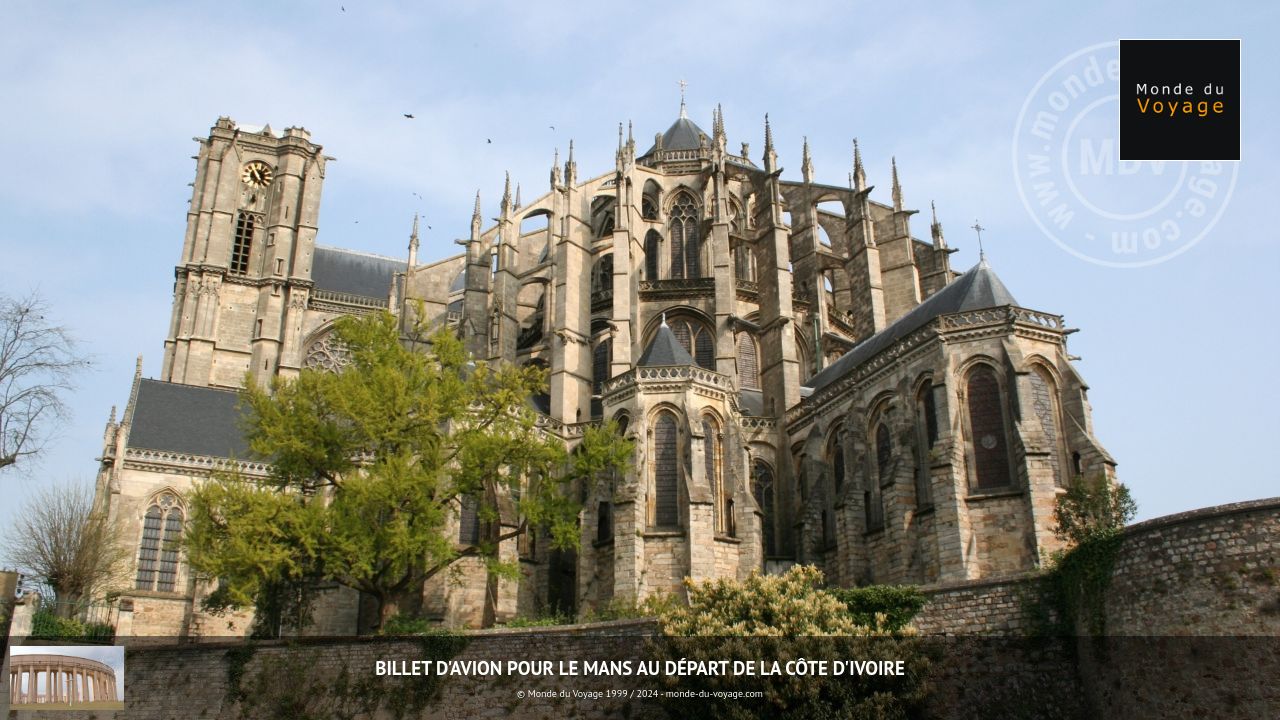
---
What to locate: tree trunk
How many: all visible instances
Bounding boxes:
[377,587,425,631]
[53,590,81,619]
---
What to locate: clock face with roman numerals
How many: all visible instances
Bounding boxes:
[241,161,274,188]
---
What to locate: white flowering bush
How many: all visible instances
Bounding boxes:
[649,566,931,719]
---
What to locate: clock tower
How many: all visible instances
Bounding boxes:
[161,117,328,389]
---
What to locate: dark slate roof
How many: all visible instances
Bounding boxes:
[642,116,710,156]
[805,261,1019,393]
[312,246,402,299]
[638,322,697,366]
[127,379,250,458]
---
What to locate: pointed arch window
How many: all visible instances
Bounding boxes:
[591,254,614,298]
[458,493,480,545]
[668,317,714,370]
[644,230,661,282]
[865,424,889,531]
[135,493,183,592]
[737,333,760,389]
[591,339,611,419]
[1029,367,1067,488]
[651,412,681,528]
[915,381,938,508]
[703,417,730,536]
[830,434,845,496]
[592,340,612,393]
[966,365,1013,490]
[230,213,256,275]
[825,437,843,549]
[669,192,701,278]
[753,459,776,558]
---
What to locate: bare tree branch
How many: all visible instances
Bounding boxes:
[0,292,93,472]
[1,480,130,612]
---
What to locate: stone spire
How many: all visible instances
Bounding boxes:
[565,139,577,186]
[514,183,522,210]
[763,114,778,172]
[852,138,867,192]
[551,147,562,188]
[471,190,482,238]
[408,213,420,267]
[501,172,512,215]
[891,156,904,211]
[678,79,688,119]
[930,201,946,248]
[801,136,814,184]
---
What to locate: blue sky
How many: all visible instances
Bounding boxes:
[0,1,1276,544]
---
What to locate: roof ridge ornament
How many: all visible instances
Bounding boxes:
[971,220,986,261]
[678,79,688,119]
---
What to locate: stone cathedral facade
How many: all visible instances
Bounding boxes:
[93,106,1115,635]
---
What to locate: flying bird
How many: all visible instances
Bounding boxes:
[487,138,492,144]
[404,113,415,119]
[340,5,345,11]
[549,125,555,131]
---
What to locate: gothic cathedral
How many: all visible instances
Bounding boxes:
[94,105,1115,635]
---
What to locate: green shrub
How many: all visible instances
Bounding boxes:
[649,566,931,720]
[828,585,927,633]
[30,609,115,642]
[502,613,573,628]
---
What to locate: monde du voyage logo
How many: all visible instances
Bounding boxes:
[1014,40,1240,268]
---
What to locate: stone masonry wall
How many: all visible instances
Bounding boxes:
[11,619,662,720]
[9,499,1277,719]
[1102,497,1280,635]
[913,573,1043,635]
[1077,498,1280,720]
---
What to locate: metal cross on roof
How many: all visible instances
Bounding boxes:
[971,220,986,260]
[678,79,688,118]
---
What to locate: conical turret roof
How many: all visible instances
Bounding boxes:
[638,317,697,366]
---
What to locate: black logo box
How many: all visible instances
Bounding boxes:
[1119,39,1240,161]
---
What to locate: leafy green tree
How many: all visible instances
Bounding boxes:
[185,312,631,631]
[827,585,928,634]
[1052,474,1137,545]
